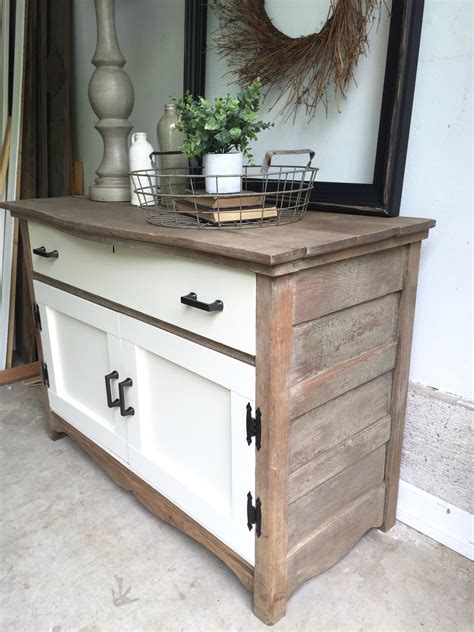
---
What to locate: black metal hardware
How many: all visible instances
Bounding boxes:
[247,492,261,537]
[105,371,120,408]
[33,246,59,259]
[33,302,42,330]
[118,378,135,416]
[180,292,224,312]
[41,361,50,387]
[246,403,261,450]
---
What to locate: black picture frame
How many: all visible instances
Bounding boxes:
[183,0,424,217]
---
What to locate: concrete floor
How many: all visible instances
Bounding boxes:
[0,382,472,632]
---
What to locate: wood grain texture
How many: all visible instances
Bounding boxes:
[291,341,398,419]
[287,484,385,595]
[50,413,254,592]
[290,372,393,471]
[12,207,431,279]
[33,272,255,366]
[288,446,386,547]
[382,241,422,530]
[253,274,294,625]
[6,219,20,368]
[4,196,435,268]
[0,117,11,194]
[292,293,399,383]
[289,415,391,502]
[294,247,406,324]
[15,226,38,363]
[0,361,41,386]
[72,161,84,196]
[284,229,428,276]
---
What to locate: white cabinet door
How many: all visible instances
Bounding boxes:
[34,282,128,461]
[119,314,257,564]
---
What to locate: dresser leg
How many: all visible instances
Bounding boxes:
[253,593,287,626]
[253,274,294,626]
[46,409,65,441]
[381,242,421,531]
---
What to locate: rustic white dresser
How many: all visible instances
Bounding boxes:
[5,196,434,624]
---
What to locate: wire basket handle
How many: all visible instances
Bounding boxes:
[149,150,184,168]
[261,149,315,174]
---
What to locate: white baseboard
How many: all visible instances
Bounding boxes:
[397,479,473,560]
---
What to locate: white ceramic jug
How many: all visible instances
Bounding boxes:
[129,132,154,206]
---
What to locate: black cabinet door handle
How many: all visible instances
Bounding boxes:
[118,378,135,416]
[33,246,59,259]
[105,371,120,408]
[180,292,224,312]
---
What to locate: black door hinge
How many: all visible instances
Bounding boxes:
[246,403,261,450]
[247,492,261,537]
[41,361,50,387]
[33,302,42,330]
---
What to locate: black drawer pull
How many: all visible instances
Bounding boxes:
[33,246,59,259]
[105,371,120,408]
[180,292,224,312]
[118,378,135,416]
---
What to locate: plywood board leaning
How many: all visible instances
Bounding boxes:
[0,0,27,370]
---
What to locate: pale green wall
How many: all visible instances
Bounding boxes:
[205,0,391,183]
[72,0,185,192]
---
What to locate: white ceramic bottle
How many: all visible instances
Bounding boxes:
[129,132,154,206]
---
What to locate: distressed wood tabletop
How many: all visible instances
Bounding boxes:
[4,196,435,266]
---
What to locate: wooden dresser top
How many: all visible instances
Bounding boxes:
[4,196,435,268]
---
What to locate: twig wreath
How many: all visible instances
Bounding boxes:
[213,0,381,120]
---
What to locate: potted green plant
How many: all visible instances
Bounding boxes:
[174,78,272,194]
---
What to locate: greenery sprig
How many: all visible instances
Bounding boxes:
[173,78,273,162]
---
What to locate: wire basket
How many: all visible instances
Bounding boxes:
[130,149,318,229]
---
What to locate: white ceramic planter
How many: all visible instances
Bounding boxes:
[203,152,243,194]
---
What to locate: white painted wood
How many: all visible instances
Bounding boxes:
[0,0,9,297]
[0,0,9,146]
[120,314,256,563]
[28,222,256,355]
[0,0,26,370]
[397,479,474,560]
[33,280,257,561]
[34,281,129,461]
[118,314,255,397]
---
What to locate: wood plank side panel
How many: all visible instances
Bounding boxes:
[289,415,391,502]
[282,230,428,277]
[292,293,399,383]
[291,341,398,419]
[50,413,254,593]
[253,274,294,625]
[293,247,406,324]
[289,372,393,472]
[287,484,385,596]
[288,445,386,548]
[382,241,422,530]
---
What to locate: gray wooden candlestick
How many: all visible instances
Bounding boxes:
[88,0,134,202]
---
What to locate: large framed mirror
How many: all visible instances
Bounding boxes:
[183,0,424,217]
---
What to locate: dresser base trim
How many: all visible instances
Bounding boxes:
[48,411,255,593]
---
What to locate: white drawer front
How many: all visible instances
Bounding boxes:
[29,222,256,355]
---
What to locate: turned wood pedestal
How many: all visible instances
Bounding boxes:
[5,196,434,625]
